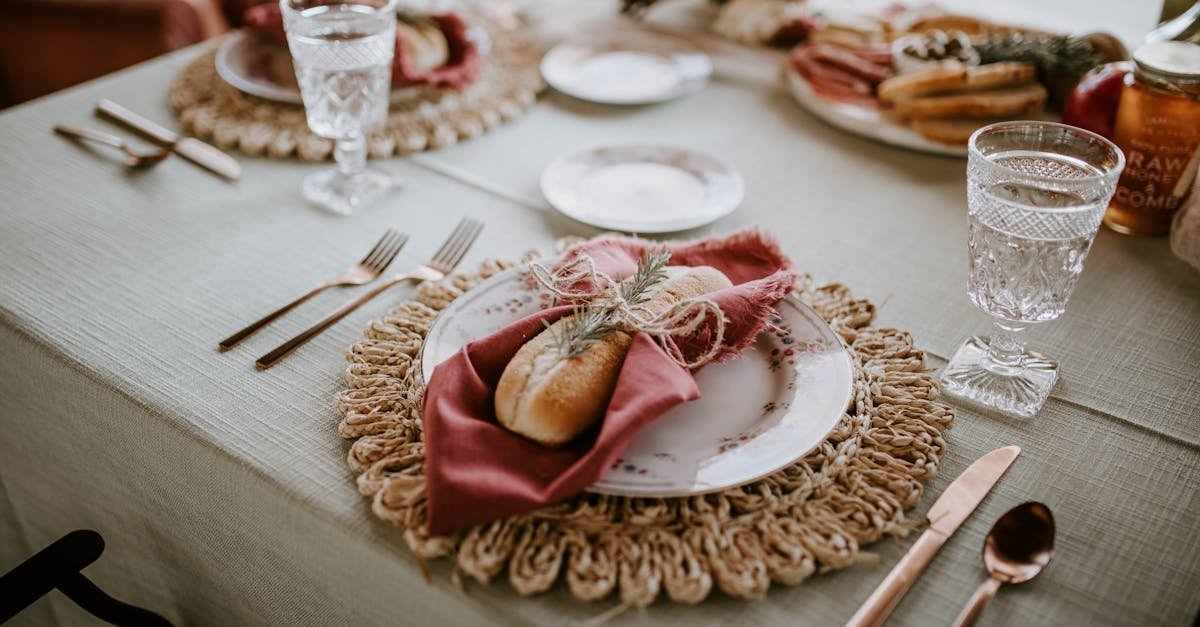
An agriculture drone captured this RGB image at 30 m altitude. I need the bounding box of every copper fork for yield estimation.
[219,229,409,351]
[256,218,484,369]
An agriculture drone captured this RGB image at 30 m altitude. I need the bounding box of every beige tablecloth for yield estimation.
[0,2,1196,626]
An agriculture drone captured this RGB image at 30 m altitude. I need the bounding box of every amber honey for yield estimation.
[1104,42,1200,235]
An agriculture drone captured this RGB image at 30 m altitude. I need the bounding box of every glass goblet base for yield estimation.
[939,336,1058,418]
[301,167,399,216]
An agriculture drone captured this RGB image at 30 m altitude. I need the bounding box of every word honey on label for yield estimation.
[1105,42,1200,235]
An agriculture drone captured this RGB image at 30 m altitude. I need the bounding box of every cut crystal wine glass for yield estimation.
[940,121,1125,418]
[282,0,400,215]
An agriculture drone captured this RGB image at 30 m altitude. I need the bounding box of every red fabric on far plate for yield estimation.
[422,229,797,534]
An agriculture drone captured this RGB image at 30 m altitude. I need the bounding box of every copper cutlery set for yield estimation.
[846,445,1055,627]
[54,100,483,367]
[55,99,241,180]
[221,218,483,369]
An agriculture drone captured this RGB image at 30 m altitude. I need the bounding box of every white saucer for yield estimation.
[540,31,712,105]
[541,144,744,233]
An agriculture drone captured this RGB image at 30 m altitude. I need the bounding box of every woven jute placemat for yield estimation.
[167,15,543,161]
[335,247,954,605]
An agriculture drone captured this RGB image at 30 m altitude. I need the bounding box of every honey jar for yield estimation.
[1104,41,1200,235]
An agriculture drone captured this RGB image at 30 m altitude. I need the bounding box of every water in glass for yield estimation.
[288,5,393,140]
[967,152,1105,325]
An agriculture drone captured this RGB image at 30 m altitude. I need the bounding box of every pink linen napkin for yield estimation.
[422,229,797,534]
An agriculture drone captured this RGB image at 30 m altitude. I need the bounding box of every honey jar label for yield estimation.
[1111,95,1200,215]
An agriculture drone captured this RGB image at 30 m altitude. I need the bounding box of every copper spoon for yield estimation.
[952,502,1056,627]
[54,124,171,168]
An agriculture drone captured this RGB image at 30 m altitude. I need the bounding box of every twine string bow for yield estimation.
[529,254,726,369]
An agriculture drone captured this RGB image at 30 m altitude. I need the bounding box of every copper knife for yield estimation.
[95,99,241,181]
[844,445,1021,627]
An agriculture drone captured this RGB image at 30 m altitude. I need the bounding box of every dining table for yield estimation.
[0,1,1197,625]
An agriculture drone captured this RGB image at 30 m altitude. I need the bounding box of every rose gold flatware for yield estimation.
[54,124,171,168]
[95,99,242,181]
[951,501,1055,627]
[844,445,1021,627]
[219,229,409,351]
[256,217,484,370]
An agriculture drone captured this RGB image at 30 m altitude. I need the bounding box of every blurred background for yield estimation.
[0,0,1189,109]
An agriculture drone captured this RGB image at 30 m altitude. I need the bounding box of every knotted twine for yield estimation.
[528,253,726,369]
[335,244,955,605]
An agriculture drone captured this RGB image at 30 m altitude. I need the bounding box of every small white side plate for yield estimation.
[541,31,712,105]
[420,264,855,498]
[541,144,744,233]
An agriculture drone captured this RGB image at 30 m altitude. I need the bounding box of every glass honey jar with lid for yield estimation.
[1104,41,1200,235]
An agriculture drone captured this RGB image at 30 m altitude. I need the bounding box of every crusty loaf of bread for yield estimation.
[894,82,1047,119]
[396,21,449,74]
[878,62,1036,104]
[494,265,733,447]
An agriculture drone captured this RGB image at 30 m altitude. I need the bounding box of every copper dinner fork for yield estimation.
[219,229,409,351]
[256,218,484,369]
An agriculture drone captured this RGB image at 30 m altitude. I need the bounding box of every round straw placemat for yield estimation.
[168,14,543,161]
[335,245,954,605]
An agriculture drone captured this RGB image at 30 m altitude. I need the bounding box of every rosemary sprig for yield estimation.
[619,249,671,306]
[545,307,617,359]
[976,33,1100,82]
[547,249,672,359]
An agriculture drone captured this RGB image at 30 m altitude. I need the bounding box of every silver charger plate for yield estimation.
[420,263,855,498]
[540,30,712,105]
[541,143,744,233]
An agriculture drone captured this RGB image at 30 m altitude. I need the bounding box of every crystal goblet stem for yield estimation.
[986,320,1028,373]
[336,134,367,178]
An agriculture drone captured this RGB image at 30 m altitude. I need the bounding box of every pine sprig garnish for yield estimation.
[547,249,672,359]
[619,249,671,307]
[976,33,1100,82]
[546,307,617,359]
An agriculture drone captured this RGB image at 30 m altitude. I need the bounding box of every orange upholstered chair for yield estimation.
[0,0,229,107]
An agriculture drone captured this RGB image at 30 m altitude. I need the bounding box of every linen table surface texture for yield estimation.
[0,2,1197,626]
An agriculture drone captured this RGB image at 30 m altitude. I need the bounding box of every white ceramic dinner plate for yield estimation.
[541,144,744,233]
[420,263,855,498]
[540,31,713,105]
[215,31,306,104]
[215,28,490,104]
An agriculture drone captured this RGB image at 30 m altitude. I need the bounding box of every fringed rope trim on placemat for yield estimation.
[167,13,544,161]
[335,251,954,605]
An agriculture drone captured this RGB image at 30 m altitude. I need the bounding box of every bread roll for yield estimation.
[396,20,449,74]
[894,83,1047,119]
[878,62,1036,104]
[494,265,732,447]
